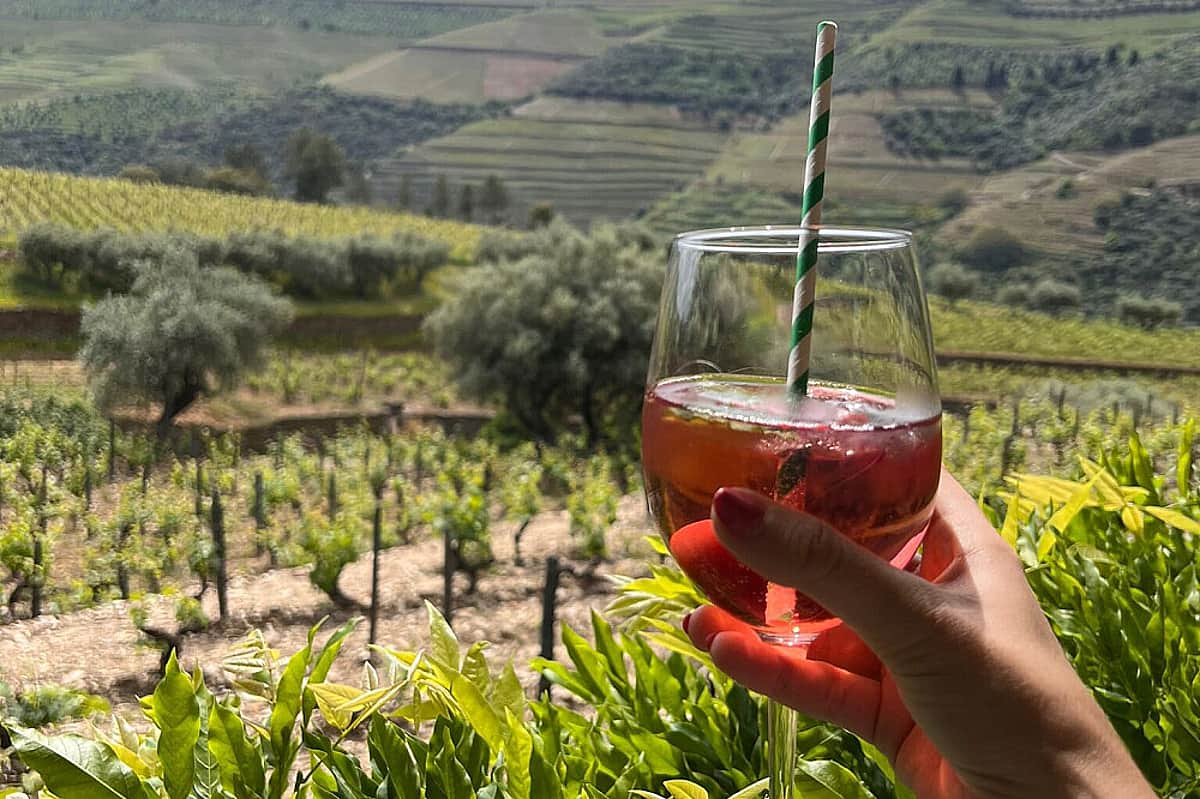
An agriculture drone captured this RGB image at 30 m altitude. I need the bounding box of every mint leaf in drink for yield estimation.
[776,449,810,499]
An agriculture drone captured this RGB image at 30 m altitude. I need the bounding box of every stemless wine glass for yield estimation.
[641,226,942,798]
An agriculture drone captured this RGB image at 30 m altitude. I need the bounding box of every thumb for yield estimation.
[711,486,938,658]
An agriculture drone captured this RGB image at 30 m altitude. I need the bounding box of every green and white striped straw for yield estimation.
[787,20,838,398]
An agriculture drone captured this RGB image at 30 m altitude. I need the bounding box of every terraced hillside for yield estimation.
[374,98,727,222]
[937,135,1200,261]
[324,9,622,104]
[709,90,991,217]
[0,18,392,104]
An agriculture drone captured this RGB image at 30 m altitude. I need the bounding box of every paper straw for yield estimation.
[787,20,837,397]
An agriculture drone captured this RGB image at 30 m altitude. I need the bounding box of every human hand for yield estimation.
[683,470,1155,799]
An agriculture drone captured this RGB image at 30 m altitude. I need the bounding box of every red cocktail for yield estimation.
[642,375,941,642]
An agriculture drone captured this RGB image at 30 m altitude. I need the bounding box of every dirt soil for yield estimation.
[0,497,659,720]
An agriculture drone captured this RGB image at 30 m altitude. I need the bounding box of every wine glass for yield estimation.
[641,226,942,798]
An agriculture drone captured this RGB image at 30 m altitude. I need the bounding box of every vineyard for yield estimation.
[0,374,1198,796]
[0,168,481,261]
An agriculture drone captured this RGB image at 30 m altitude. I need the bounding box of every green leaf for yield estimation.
[1177,418,1195,499]
[427,600,460,671]
[1036,529,1058,563]
[11,727,151,799]
[368,715,423,799]
[450,672,504,753]
[461,643,492,695]
[728,778,769,799]
[663,779,709,799]
[1143,505,1200,535]
[267,640,312,799]
[1048,473,1101,533]
[492,663,526,721]
[191,682,220,799]
[1000,491,1021,548]
[309,683,364,731]
[152,653,201,799]
[794,759,875,799]
[208,702,266,799]
[503,710,533,799]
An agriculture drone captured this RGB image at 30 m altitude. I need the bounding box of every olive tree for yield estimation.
[426,222,661,446]
[79,247,293,436]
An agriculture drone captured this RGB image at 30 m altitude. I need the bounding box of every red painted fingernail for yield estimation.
[713,487,766,535]
[682,611,693,635]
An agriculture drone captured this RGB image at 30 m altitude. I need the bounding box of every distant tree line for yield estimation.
[0,85,508,197]
[548,43,810,122]
[414,173,513,224]
[874,37,1199,171]
[17,223,448,300]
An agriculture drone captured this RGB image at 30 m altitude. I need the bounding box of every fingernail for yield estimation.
[713,487,766,535]
[682,611,693,635]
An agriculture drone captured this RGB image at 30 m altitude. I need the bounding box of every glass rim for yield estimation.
[674,225,913,255]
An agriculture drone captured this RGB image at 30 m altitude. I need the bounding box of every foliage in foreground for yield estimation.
[0,599,903,799]
[2,414,1200,795]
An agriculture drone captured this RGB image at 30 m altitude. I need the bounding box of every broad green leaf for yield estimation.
[1036,529,1058,563]
[1178,418,1195,499]
[663,779,709,799]
[12,727,151,799]
[1078,459,1126,511]
[368,715,423,798]
[794,759,875,799]
[208,702,266,798]
[308,683,364,731]
[1000,491,1021,548]
[492,662,526,721]
[304,617,360,725]
[503,710,533,799]
[728,778,769,799]
[310,618,359,686]
[267,640,312,799]
[1120,505,1145,535]
[1048,473,1101,533]
[461,642,492,695]
[450,672,504,752]
[1143,506,1200,535]
[426,601,460,670]
[191,683,220,799]
[152,653,200,799]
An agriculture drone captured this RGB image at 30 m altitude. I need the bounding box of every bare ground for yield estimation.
[0,496,658,718]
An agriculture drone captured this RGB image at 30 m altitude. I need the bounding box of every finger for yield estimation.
[703,626,882,742]
[684,604,757,645]
[711,487,938,659]
[807,623,882,680]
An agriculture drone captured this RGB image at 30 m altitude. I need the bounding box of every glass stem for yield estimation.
[768,699,798,798]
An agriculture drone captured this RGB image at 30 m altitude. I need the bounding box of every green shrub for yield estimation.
[958,225,1027,272]
[0,682,108,729]
[1028,278,1081,315]
[1116,294,1183,330]
[925,262,979,302]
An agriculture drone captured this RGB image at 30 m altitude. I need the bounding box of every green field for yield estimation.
[374,98,728,222]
